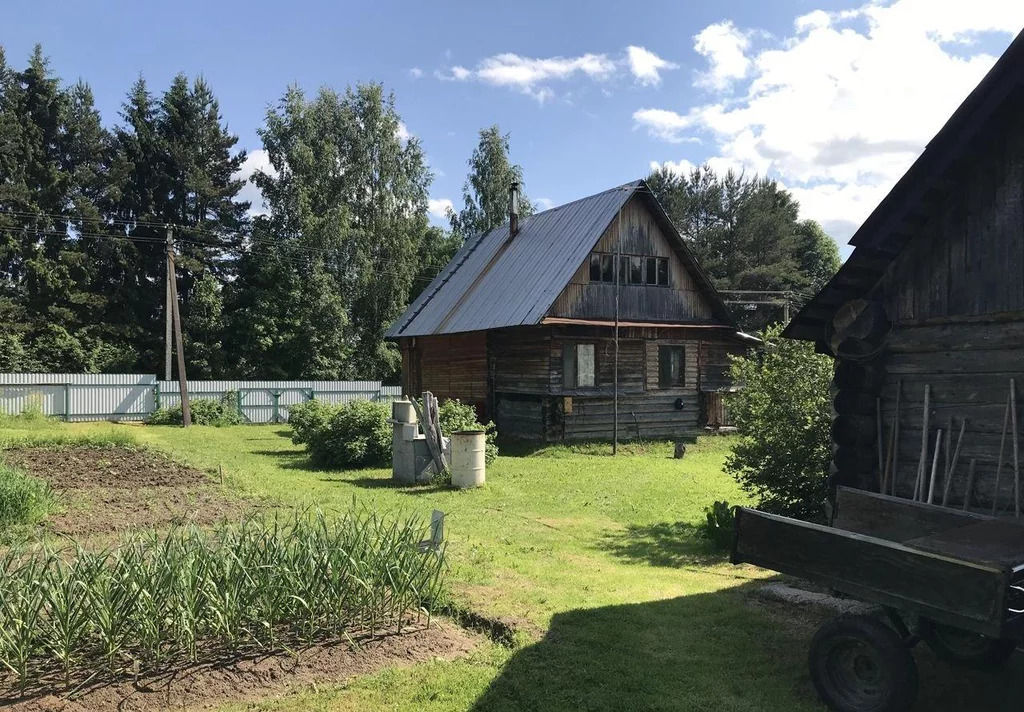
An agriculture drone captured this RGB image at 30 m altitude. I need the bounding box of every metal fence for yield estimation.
[0,374,402,423]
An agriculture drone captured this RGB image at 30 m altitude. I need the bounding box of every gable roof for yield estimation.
[784,28,1024,348]
[387,180,735,338]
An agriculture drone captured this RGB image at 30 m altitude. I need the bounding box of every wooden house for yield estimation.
[386,180,756,441]
[784,29,1024,510]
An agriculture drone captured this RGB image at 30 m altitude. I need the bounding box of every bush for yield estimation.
[150,391,242,427]
[696,501,736,550]
[290,399,391,469]
[289,397,499,470]
[287,399,335,446]
[436,399,498,465]
[0,463,53,529]
[726,323,833,522]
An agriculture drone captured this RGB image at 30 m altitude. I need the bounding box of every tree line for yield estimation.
[0,43,837,380]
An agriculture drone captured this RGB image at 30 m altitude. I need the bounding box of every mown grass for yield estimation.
[0,421,825,711]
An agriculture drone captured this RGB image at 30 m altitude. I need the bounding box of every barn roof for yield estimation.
[387,180,735,338]
[783,28,1024,349]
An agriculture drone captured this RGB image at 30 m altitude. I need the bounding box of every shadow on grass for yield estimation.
[468,582,1024,712]
[596,521,726,568]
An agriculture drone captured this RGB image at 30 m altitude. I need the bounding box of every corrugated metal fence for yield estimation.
[0,374,402,423]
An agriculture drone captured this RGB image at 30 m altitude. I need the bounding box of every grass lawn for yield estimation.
[1,420,831,711]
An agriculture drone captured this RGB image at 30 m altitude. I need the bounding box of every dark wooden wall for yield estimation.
[832,97,1024,509]
[490,325,746,441]
[877,99,1024,322]
[400,332,488,413]
[547,196,716,323]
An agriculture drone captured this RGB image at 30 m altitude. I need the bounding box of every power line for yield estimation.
[4,208,445,282]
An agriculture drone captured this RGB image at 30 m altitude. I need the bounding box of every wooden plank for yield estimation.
[832,486,992,542]
[733,507,1009,637]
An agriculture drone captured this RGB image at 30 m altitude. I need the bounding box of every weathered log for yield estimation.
[831,414,878,448]
[834,361,886,393]
[833,389,878,416]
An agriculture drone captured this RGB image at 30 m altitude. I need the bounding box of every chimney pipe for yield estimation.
[509,181,520,237]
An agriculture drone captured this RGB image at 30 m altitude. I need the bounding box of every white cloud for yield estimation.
[233,149,276,216]
[408,67,423,79]
[693,21,751,89]
[633,108,693,143]
[639,0,1024,242]
[428,198,453,220]
[395,121,412,142]
[534,197,555,211]
[626,46,679,86]
[434,46,677,101]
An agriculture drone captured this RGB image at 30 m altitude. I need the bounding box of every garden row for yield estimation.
[0,507,446,691]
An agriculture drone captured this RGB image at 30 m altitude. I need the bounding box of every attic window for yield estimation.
[589,252,669,286]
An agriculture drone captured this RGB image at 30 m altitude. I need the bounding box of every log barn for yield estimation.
[784,29,1024,511]
[386,180,755,441]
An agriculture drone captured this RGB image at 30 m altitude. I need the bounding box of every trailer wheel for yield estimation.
[919,618,1017,670]
[809,615,918,712]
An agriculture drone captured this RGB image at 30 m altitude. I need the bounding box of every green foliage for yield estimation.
[227,82,434,381]
[0,507,445,688]
[288,399,391,468]
[149,391,242,427]
[646,164,840,330]
[696,501,736,550]
[0,462,52,529]
[436,398,498,465]
[449,125,533,242]
[726,324,833,522]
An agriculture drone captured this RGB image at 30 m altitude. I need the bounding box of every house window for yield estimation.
[658,346,685,388]
[563,343,596,388]
[630,256,643,285]
[588,252,670,287]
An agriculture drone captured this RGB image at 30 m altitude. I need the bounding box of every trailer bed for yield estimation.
[731,487,1024,639]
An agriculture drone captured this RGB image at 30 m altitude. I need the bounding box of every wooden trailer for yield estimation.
[734,487,1024,712]
[732,28,1024,712]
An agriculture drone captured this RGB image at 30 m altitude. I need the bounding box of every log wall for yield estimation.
[830,99,1024,509]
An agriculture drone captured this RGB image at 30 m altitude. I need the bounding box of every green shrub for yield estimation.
[696,500,736,550]
[287,399,335,445]
[0,463,53,529]
[150,391,242,427]
[726,324,833,522]
[289,397,499,470]
[290,399,391,468]
[436,399,498,464]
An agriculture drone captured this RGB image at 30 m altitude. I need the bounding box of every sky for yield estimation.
[4,0,1024,254]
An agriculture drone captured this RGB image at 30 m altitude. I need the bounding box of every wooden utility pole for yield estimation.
[166,226,192,427]
[613,200,621,456]
[165,230,173,381]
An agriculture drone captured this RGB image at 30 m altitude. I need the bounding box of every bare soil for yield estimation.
[3,621,479,712]
[2,447,250,536]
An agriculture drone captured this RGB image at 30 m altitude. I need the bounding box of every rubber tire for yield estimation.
[809,615,918,712]
[918,618,1017,670]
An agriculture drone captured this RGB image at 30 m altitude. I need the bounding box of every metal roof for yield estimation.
[387,180,735,338]
[783,28,1024,348]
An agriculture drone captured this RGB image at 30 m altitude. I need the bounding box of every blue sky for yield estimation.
[4,1,1024,250]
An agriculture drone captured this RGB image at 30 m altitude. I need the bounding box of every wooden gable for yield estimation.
[546,195,717,324]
